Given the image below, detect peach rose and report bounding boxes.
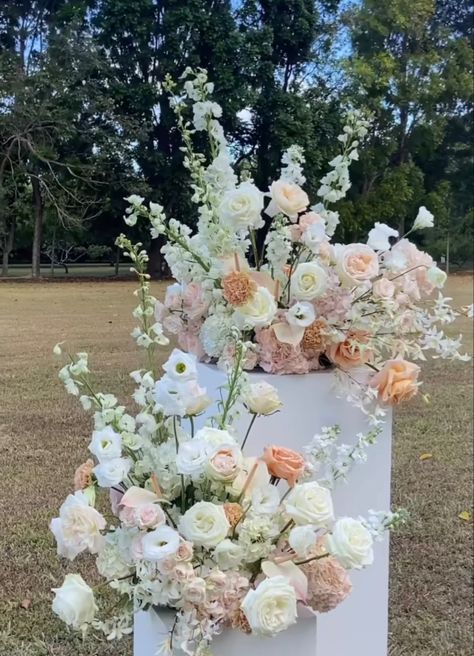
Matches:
[327,331,372,370]
[262,446,305,487]
[73,459,94,490]
[268,180,309,219]
[369,359,420,405]
[336,243,379,287]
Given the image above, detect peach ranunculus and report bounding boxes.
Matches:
[327,331,373,370]
[262,446,306,487]
[267,180,309,219]
[336,243,379,287]
[74,459,95,490]
[369,359,420,405]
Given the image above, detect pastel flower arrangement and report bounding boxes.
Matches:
[123,69,469,422]
[50,259,405,654]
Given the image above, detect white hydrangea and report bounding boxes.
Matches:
[200,312,236,358]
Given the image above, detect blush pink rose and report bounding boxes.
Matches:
[336,243,379,286]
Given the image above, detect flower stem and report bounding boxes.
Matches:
[241,414,257,451]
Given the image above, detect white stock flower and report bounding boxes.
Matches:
[88,426,122,462]
[326,517,374,570]
[426,266,447,289]
[288,525,317,558]
[251,484,281,515]
[219,182,264,231]
[213,539,245,570]
[267,180,309,219]
[241,576,297,636]
[179,501,230,548]
[290,262,328,300]
[52,574,97,630]
[50,492,106,560]
[286,301,316,328]
[234,286,277,329]
[141,525,181,561]
[367,222,399,251]
[284,481,334,527]
[243,381,282,416]
[176,439,213,478]
[413,206,434,230]
[194,426,237,447]
[93,457,131,488]
[125,194,144,207]
[162,349,197,382]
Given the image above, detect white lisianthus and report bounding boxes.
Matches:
[286,301,316,328]
[284,482,334,527]
[93,457,131,488]
[88,426,122,462]
[251,484,281,515]
[179,501,230,548]
[162,349,197,381]
[326,517,374,570]
[288,525,317,558]
[219,182,264,231]
[367,222,399,251]
[426,265,447,289]
[52,574,97,630]
[243,381,282,416]
[413,206,434,230]
[176,439,213,478]
[234,286,277,329]
[213,539,245,570]
[290,262,328,301]
[50,491,106,560]
[141,525,181,561]
[241,576,298,636]
[152,375,186,416]
[194,426,237,447]
[266,180,309,219]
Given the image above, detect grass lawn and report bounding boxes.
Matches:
[0,276,472,656]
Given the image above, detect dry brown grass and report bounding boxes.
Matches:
[0,276,472,656]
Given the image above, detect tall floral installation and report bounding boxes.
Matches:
[50,69,471,655]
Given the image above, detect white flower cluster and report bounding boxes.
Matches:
[280,145,306,186]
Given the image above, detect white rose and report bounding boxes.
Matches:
[162,348,197,381]
[50,491,106,560]
[335,243,379,287]
[284,482,334,527]
[176,439,213,478]
[141,525,181,561]
[286,301,316,328]
[251,484,281,515]
[290,262,328,301]
[326,517,374,569]
[267,180,309,219]
[367,222,399,251]
[220,182,264,231]
[213,538,245,570]
[88,426,122,462]
[179,501,230,548]
[426,265,447,288]
[234,286,277,329]
[178,380,212,416]
[241,576,297,636]
[288,525,317,558]
[243,381,282,416]
[194,426,237,447]
[93,457,131,488]
[52,574,97,630]
[413,206,434,230]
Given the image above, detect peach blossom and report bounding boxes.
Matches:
[369,359,420,405]
[262,446,305,487]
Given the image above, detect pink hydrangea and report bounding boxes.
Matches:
[255,326,311,375]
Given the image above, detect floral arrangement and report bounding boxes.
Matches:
[50,259,405,654]
[123,69,470,422]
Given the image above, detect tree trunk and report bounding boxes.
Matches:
[1,216,16,277]
[114,246,120,276]
[31,176,44,278]
[148,238,164,280]
[2,248,9,276]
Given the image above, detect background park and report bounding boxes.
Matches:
[0,1,473,656]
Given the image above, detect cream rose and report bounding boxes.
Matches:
[241,576,298,636]
[326,518,374,569]
[50,492,106,560]
[290,262,328,301]
[267,180,309,219]
[206,445,243,483]
[219,182,264,231]
[213,538,245,570]
[234,286,277,329]
[284,481,334,527]
[52,574,97,630]
[179,501,230,548]
[243,381,282,416]
[336,243,379,287]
